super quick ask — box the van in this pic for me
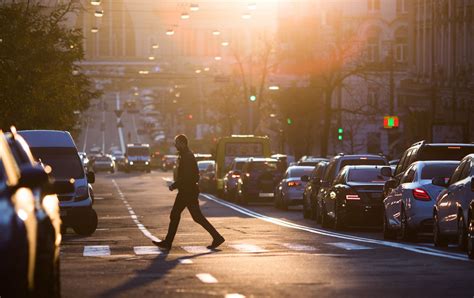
[18,130,97,235]
[125,143,151,173]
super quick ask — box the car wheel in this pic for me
[383,209,397,240]
[34,221,56,297]
[72,209,98,236]
[315,201,322,224]
[400,208,416,241]
[110,168,115,174]
[303,197,311,219]
[333,204,346,231]
[321,204,331,228]
[433,213,448,247]
[457,214,467,251]
[467,216,474,259]
[273,192,280,209]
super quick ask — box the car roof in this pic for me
[18,130,76,148]
[334,154,386,161]
[246,157,277,162]
[288,165,315,170]
[234,157,250,162]
[127,143,150,147]
[343,165,387,170]
[410,160,460,166]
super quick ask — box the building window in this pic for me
[394,27,408,63]
[368,0,381,12]
[366,27,380,63]
[367,88,378,107]
[396,0,408,14]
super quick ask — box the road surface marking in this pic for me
[196,273,218,284]
[82,120,89,152]
[327,242,373,250]
[178,259,193,264]
[116,93,125,153]
[225,294,245,298]
[94,197,105,200]
[282,243,318,251]
[134,246,162,255]
[83,245,111,257]
[200,194,469,262]
[112,180,161,243]
[182,246,211,254]
[229,244,267,253]
[101,109,106,154]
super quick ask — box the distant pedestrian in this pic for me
[153,134,225,250]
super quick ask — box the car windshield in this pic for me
[421,163,458,180]
[29,147,84,179]
[340,159,386,168]
[289,167,314,178]
[198,161,214,170]
[96,156,111,162]
[249,161,277,173]
[127,147,149,156]
[347,169,389,183]
[419,146,474,161]
[235,161,245,171]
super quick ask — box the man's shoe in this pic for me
[207,236,225,249]
[152,240,171,250]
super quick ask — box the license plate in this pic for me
[259,193,274,198]
[60,210,67,217]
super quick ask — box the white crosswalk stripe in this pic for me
[133,246,162,255]
[83,245,111,257]
[282,243,318,251]
[327,242,373,250]
[230,244,267,253]
[178,259,194,264]
[196,273,218,284]
[181,246,212,254]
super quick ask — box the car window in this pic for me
[347,168,389,183]
[289,167,313,178]
[339,158,386,169]
[450,161,467,184]
[29,147,84,179]
[420,163,459,180]
[400,165,416,184]
[323,162,336,182]
[395,152,408,176]
[460,159,471,180]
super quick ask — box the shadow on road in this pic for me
[98,249,220,297]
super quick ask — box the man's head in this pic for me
[174,134,188,152]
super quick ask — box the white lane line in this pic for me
[196,273,218,284]
[112,179,160,242]
[134,246,162,255]
[327,242,373,251]
[282,243,318,251]
[182,246,211,254]
[82,119,89,152]
[226,294,246,298]
[94,197,105,200]
[229,244,267,253]
[200,194,469,262]
[83,245,111,257]
[178,259,194,264]
[116,93,125,153]
[102,109,106,154]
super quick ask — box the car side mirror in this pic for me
[18,165,49,189]
[380,166,393,177]
[301,175,310,182]
[432,176,449,187]
[384,178,398,190]
[87,171,95,184]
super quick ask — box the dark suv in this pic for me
[236,158,280,204]
[315,154,388,226]
[301,161,328,219]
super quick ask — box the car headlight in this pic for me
[145,161,149,165]
[75,186,89,201]
[129,161,134,165]
[110,163,114,167]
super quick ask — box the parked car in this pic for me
[92,154,116,173]
[111,151,126,171]
[320,165,389,230]
[432,154,474,253]
[297,157,329,167]
[236,158,280,204]
[19,130,98,236]
[78,152,90,171]
[274,166,314,210]
[198,160,216,193]
[162,154,178,171]
[316,154,388,226]
[382,161,459,240]
[223,157,248,201]
[301,161,329,219]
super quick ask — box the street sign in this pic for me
[384,116,399,129]
[115,109,123,117]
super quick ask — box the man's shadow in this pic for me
[99,249,220,297]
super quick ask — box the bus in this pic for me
[215,135,271,194]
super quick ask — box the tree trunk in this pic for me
[320,87,333,157]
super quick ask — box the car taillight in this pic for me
[287,181,301,187]
[232,174,240,178]
[345,194,360,200]
[413,188,430,201]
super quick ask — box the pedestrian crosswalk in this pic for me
[68,241,371,258]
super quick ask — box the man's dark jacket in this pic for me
[171,149,199,194]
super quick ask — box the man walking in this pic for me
[153,134,225,250]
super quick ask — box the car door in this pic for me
[327,170,346,219]
[320,162,337,214]
[456,158,473,225]
[385,164,416,228]
[279,170,289,198]
[439,160,467,233]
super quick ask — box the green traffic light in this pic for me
[338,135,343,141]
[249,95,257,102]
[338,128,343,134]
[287,118,293,125]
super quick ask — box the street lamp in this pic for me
[181,13,190,20]
[166,29,175,36]
[212,30,221,36]
[91,0,101,5]
[214,56,222,61]
[91,27,99,33]
[148,56,155,61]
[268,85,280,91]
[190,3,199,11]
[221,41,230,47]
[152,43,159,49]
[248,2,257,10]
[195,69,202,74]
[204,67,210,72]
[138,70,149,75]
[94,10,104,17]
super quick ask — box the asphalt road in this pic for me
[63,92,474,297]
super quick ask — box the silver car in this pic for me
[383,161,459,240]
[274,166,314,210]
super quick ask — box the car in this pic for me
[125,143,151,173]
[194,153,213,162]
[235,158,280,204]
[223,157,248,201]
[19,130,98,236]
[271,154,296,169]
[301,161,329,219]
[432,154,474,253]
[78,151,90,171]
[297,157,329,167]
[92,154,116,173]
[162,154,178,171]
[320,165,389,230]
[315,154,388,226]
[111,151,126,171]
[382,161,459,241]
[89,146,102,155]
[198,160,216,193]
[274,166,315,210]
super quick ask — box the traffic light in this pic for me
[383,116,399,128]
[287,117,293,125]
[249,86,257,102]
[337,128,344,141]
[187,114,193,120]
